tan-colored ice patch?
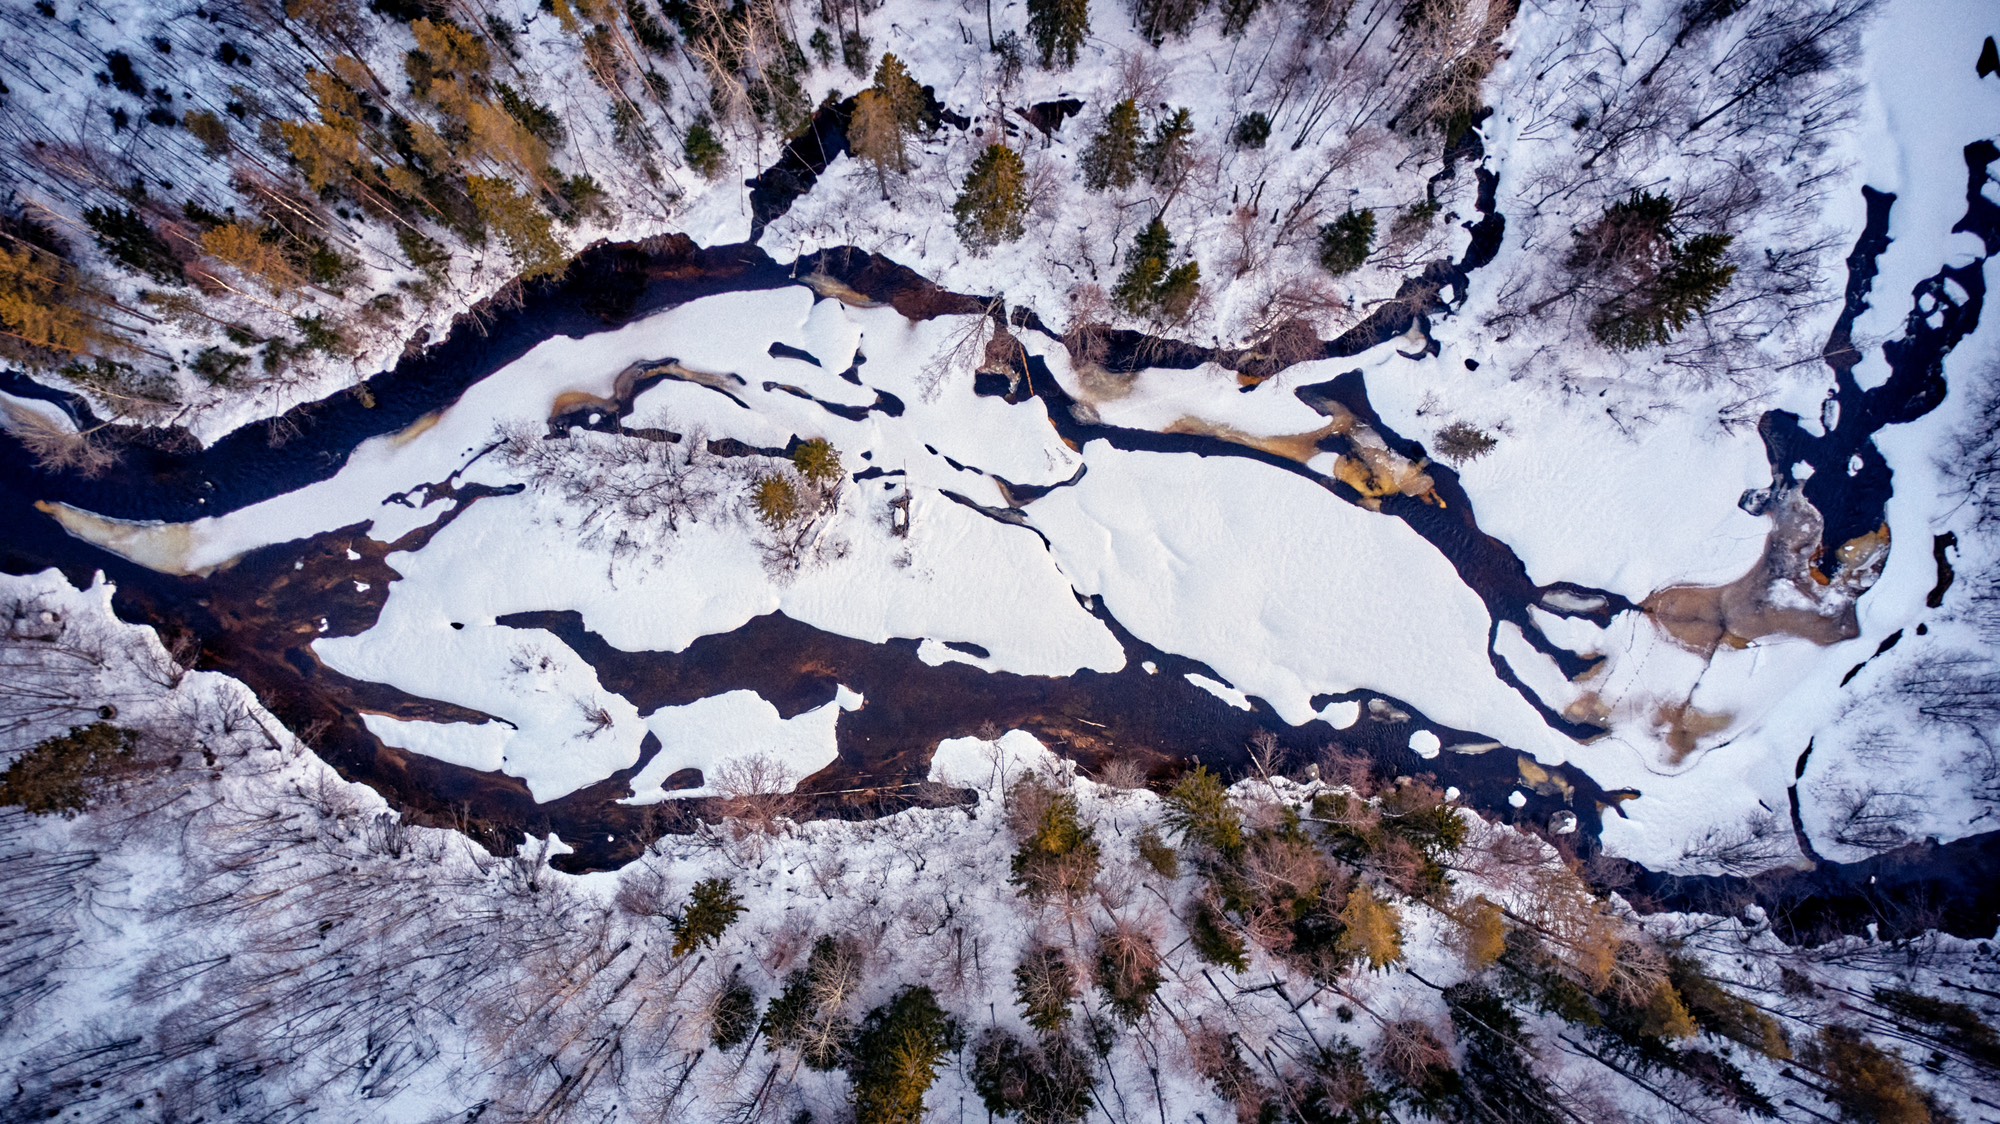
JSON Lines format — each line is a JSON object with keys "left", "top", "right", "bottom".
{"left": 1644, "top": 490, "right": 1884, "bottom": 656}
{"left": 37, "top": 501, "right": 214, "bottom": 576}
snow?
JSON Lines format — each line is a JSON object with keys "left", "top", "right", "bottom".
{"left": 1025, "top": 442, "right": 1575, "bottom": 758}
{"left": 1408, "top": 729, "right": 1442, "bottom": 759}
{"left": 623, "top": 687, "right": 858, "bottom": 802}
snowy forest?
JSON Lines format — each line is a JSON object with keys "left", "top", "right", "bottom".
{"left": 2, "top": 0, "right": 1999, "bottom": 1119}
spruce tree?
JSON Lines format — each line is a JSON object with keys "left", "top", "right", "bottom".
{"left": 1318, "top": 208, "right": 1375, "bottom": 275}
{"left": 1026, "top": 0, "right": 1089, "bottom": 68}
{"left": 1114, "top": 217, "right": 1173, "bottom": 314}
{"left": 670, "top": 877, "right": 745, "bottom": 956}
{"left": 849, "top": 986, "right": 963, "bottom": 1124}
{"left": 1081, "top": 98, "right": 1141, "bottom": 191}
{"left": 1573, "top": 192, "right": 1736, "bottom": 350}
{"left": 953, "top": 144, "right": 1028, "bottom": 250}
{"left": 1155, "top": 260, "right": 1201, "bottom": 319}
{"left": 1140, "top": 107, "right": 1194, "bottom": 186}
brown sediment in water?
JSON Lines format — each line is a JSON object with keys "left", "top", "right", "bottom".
{"left": 1653, "top": 701, "right": 1735, "bottom": 764}
{"left": 1163, "top": 417, "right": 1337, "bottom": 463}
{"left": 1644, "top": 489, "right": 1887, "bottom": 656}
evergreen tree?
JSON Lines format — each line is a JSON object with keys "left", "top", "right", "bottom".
{"left": 1114, "top": 217, "right": 1173, "bottom": 315}
{"left": 1573, "top": 192, "right": 1736, "bottom": 350}
{"left": 684, "top": 117, "right": 727, "bottom": 179}
{"left": 1317, "top": 208, "right": 1375, "bottom": 275}
{"left": 1132, "top": 0, "right": 1202, "bottom": 44}
{"left": 1220, "top": 0, "right": 1263, "bottom": 35}
{"left": 83, "top": 207, "right": 184, "bottom": 286}
{"left": 466, "top": 176, "right": 567, "bottom": 280}
{"left": 1161, "top": 763, "right": 1242, "bottom": 855}
{"left": 850, "top": 986, "right": 963, "bottom": 1124}
{"left": 1080, "top": 98, "right": 1141, "bottom": 191}
{"left": 1025, "top": 0, "right": 1089, "bottom": 68}
{"left": 792, "top": 437, "right": 844, "bottom": 484}
{"left": 1013, "top": 946, "right": 1077, "bottom": 1032}
{"left": 670, "top": 877, "right": 744, "bottom": 956}
{"left": 1230, "top": 110, "right": 1270, "bottom": 149}
{"left": 1140, "top": 107, "right": 1194, "bottom": 186}
{"left": 953, "top": 144, "right": 1028, "bottom": 250}
{"left": 0, "top": 723, "right": 138, "bottom": 817}
{"left": 871, "top": 52, "right": 925, "bottom": 133}
{"left": 1155, "top": 260, "right": 1200, "bottom": 319}
{"left": 711, "top": 970, "right": 758, "bottom": 1048}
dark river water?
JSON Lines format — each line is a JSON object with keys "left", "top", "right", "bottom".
{"left": 1, "top": 126, "right": 1995, "bottom": 942}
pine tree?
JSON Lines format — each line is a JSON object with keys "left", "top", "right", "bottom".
{"left": 1081, "top": 98, "right": 1141, "bottom": 191}
{"left": 792, "top": 437, "right": 844, "bottom": 484}
{"left": 953, "top": 144, "right": 1028, "bottom": 250}
{"left": 871, "top": 52, "right": 925, "bottom": 134}
{"left": 0, "top": 723, "right": 138, "bottom": 817}
{"left": 1025, "top": 0, "right": 1089, "bottom": 68}
{"left": 1155, "top": 260, "right": 1200, "bottom": 319}
{"left": 1140, "top": 107, "right": 1194, "bottom": 186}
{"left": 1318, "top": 208, "right": 1375, "bottom": 275}
{"left": 1161, "top": 763, "right": 1244, "bottom": 857}
{"left": 684, "top": 117, "right": 727, "bottom": 178}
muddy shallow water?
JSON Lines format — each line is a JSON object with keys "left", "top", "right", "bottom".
{"left": 2, "top": 141, "right": 1997, "bottom": 941}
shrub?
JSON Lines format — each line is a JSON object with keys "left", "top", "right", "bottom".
{"left": 849, "top": 985, "right": 963, "bottom": 1124}
{"left": 711, "top": 969, "right": 758, "bottom": 1048}
{"left": 1093, "top": 922, "right": 1162, "bottom": 1024}
{"left": 1134, "top": 826, "right": 1178, "bottom": 878}
{"left": 1375, "top": 1018, "right": 1460, "bottom": 1108}
{"left": 0, "top": 723, "right": 139, "bottom": 817}
{"left": 1432, "top": 420, "right": 1497, "bottom": 464}
{"left": 1014, "top": 946, "right": 1077, "bottom": 1032}
{"left": 670, "top": 877, "right": 744, "bottom": 956}
{"left": 1317, "top": 209, "right": 1375, "bottom": 276}
{"left": 192, "top": 346, "right": 249, "bottom": 387}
